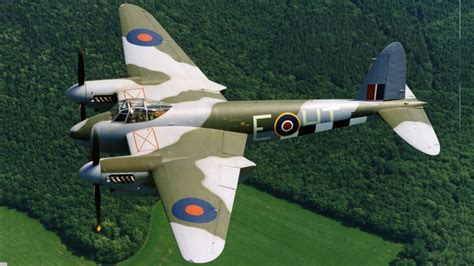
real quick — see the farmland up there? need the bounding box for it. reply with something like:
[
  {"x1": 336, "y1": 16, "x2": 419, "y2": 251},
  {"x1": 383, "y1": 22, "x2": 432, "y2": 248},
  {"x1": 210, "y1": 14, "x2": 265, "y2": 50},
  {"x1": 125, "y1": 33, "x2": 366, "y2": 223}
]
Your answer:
[{"x1": 0, "y1": 186, "x2": 401, "y2": 265}]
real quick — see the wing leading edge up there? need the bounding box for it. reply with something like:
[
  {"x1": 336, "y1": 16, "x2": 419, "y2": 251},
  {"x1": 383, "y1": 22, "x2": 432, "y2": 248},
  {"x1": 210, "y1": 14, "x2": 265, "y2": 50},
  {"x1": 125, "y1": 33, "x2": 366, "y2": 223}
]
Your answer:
[
  {"x1": 125, "y1": 127, "x2": 254, "y2": 263},
  {"x1": 119, "y1": 4, "x2": 226, "y2": 103}
]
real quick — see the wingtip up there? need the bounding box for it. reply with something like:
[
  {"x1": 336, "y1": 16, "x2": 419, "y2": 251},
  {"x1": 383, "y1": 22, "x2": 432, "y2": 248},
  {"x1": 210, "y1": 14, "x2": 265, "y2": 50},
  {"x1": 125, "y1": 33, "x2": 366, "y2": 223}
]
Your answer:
[
  {"x1": 183, "y1": 247, "x2": 224, "y2": 264},
  {"x1": 119, "y1": 3, "x2": 130, "y2": 8},
  {"x1": 393, "y1": 121, "x2": 441, "y2": 156},
  {"x1": 119, "y1": 3, "x2": 142, "y2": 11},
  {"x1": 170, "y1": 223, "x2": 226, "y2": 264},
  {"x1": 424, "y1": 143, "x2": 440, "y2": 156},
  {"x1": 382, "y1": 41, "x2": 405, "y2": 55},
  {"x1": 119, "y1": 3, "x2": 134, "y2": 7}
]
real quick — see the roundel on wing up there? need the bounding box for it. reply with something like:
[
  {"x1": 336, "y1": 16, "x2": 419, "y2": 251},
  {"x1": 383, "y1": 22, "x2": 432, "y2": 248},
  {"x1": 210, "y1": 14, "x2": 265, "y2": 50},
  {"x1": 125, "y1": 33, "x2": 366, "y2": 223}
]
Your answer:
[
  {"x1": 126, "y1": 28, "x2": 163, "y2": 46},
  {"x1": 274, "y1": 112, "x2": 301, "y2": 137},
  {"x1": 172, "y1": 198, "x2": 217, "y2": 223}
]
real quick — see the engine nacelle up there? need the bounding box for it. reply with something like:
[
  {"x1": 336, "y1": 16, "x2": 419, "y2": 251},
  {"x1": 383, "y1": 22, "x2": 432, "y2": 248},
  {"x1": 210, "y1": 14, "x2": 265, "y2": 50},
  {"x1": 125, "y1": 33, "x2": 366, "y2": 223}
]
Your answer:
[
  {"x1": 66, "y1": 78, "x2": 141, "y2": 110},
  {"x1": 79, "y1": 162, "x2": 157, "y2": 196}
]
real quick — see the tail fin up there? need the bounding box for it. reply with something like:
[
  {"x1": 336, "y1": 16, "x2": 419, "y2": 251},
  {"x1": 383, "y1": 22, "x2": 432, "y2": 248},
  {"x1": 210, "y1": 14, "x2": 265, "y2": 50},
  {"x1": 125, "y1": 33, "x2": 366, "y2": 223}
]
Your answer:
[
  {"x1": 358, "y1": 42, "x2": 439, "y2": 155},
  {"x1": 357, "y1": 42, "x2": 407, "y2": 101},
  {"x1": 378, "y1": 86, "x2": 440, "y2": 156}
]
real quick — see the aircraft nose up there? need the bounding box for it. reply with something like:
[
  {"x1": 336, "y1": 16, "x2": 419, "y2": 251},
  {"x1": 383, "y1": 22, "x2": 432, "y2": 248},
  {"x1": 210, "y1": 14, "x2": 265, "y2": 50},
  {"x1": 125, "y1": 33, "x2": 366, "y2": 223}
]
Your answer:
[
  {"x1": 69, "y1": 119, "x2": 91, "y2": 141},
  {"x1": 66, "y1": 84, "x2": 86, "y2": 103},
  {"x1": 68, "y1": 111, "x2": 113, "y2": 142}
]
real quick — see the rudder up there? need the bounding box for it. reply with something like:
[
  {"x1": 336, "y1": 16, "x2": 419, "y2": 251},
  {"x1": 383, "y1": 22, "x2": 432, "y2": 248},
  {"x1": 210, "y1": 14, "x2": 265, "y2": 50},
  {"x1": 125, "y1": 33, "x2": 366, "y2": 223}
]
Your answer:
[{"x1": 357, "y1": 42, "x2": 407, "y2": 101}]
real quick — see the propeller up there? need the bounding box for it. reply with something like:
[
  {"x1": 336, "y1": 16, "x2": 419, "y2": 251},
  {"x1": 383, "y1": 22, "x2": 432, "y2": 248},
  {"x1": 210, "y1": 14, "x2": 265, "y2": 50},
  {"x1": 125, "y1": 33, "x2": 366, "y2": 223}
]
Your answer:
[
  {"x1": 92, "y1": 129, "x2": 100, "y2": 166},
  {"x1": 94, "y1": 184, "x2": 101, "y2": 233},
  {"x1": 80, "y1": 104, "x2": 86, "y2": 121},
  {"x1": 91, "y1": 129, "x2": 102, "y2": 233},
  {"x1": 77, "y1": 48, "x2": 85, "y2": 86},
  {"x1": 77, "y1": 48, "x2": 86, "y2": 121}
]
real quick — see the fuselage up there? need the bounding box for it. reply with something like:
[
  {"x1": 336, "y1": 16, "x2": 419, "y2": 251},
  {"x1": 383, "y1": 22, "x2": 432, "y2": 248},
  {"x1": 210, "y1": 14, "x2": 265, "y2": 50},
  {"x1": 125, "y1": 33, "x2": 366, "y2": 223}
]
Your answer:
[
  {"x1": 70, "y1": 98, "x2": 384, "y2": 154},
  {"x1": 69, "y1": 95, "x2": 427, "y2": 197}
]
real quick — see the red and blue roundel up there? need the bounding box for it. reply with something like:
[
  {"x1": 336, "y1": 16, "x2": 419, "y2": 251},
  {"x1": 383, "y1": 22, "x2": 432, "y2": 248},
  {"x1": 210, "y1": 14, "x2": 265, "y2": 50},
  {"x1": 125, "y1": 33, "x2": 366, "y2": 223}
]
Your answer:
[
  {"x1": 126, "y1": 28, "x2": 163, "y2": 46},
  {"x1": 274, "y1": 112, "x2": 301, "y2": 137},
  {"x1": 172, "y1": 198, "x2": 217, "y2": 223}
]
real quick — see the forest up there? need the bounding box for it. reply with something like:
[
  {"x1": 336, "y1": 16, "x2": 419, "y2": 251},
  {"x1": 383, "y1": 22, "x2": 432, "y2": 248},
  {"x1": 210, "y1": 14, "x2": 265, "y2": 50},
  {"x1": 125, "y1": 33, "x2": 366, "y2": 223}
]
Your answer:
[{"x1": 0, "y1": 0, "x2": 472, "y2": 264}]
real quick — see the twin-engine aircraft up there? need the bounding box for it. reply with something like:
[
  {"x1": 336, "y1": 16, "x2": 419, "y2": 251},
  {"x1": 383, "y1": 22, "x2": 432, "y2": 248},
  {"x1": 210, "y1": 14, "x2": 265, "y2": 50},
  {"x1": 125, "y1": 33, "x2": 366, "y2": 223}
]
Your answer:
[{"x1": 66, "y1": 3, "x2": 440, "y2": 263}]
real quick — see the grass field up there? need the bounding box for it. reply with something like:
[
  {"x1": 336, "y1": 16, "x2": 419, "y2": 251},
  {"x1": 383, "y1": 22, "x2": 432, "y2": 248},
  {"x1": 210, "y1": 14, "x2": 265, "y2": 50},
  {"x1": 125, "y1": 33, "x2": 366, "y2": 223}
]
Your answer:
[
  {"x1": 0, "y1": 185, "x2": 402, "y2": 265},
  {"x1": 120, "y1": 185, "x2": 402, "y2": 265},
  {"x1": 0, "y1": 207, "x2": 93, "y2": 265}
]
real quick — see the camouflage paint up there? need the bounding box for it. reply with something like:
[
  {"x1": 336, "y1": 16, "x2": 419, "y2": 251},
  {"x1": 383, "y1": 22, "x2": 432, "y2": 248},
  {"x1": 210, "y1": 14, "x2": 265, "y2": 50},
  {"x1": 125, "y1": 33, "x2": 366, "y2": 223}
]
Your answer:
[{"x1": 67, "y1": 3, "x2": 440, "y2": 263}]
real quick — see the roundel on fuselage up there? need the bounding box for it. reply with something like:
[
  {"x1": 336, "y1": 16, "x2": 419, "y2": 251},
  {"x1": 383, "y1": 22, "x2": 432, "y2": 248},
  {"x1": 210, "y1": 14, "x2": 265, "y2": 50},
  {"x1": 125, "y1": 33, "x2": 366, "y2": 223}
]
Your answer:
[{"x1": 274, "y1": 112, "x2": 301, "y2": 137}]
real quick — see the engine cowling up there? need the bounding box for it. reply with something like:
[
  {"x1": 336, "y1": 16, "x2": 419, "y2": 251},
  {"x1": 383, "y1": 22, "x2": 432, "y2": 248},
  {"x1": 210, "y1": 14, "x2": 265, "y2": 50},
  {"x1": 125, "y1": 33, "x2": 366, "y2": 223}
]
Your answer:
[
  {"x1": 79, "y1": 161, "x2": 157, "y2": 196},
  {"x1": 66, "y1": 78, "x2": 140, "y2": 110}
]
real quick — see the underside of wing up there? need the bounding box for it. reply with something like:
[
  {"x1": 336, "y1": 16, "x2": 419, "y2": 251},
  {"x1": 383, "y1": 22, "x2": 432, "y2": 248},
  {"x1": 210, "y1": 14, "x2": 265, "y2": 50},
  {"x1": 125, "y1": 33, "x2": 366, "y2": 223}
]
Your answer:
[
  {"x1": 379, "y1": 107, "x2": 440, "y2": 155},
  {"x1": 119, "y1": 4, "x2": 226, "y2": 103},
  {"x1": 125, "y1": 127, "x2": 254, "y2": 263}
]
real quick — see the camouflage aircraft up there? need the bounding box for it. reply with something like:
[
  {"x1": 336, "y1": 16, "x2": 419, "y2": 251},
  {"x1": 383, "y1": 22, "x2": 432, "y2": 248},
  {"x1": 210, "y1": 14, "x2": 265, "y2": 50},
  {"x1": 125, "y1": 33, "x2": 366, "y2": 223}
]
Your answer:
[{"x1": 66, "y1": 3, "x2": 440, "y2": 263}]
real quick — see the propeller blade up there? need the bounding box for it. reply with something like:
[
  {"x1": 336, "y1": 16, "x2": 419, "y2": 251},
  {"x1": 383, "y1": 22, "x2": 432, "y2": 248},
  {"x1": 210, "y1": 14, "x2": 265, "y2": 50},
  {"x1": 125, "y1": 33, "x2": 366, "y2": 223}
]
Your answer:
[
  {"x1": 91, "y1": 129, "x2": 100, "y2": 166},
  {"x1": 77, "y1": 48, "x2": 85, "y2": 86},
  {"x1": 80, "y1": 103, "x2": 86, "y2": 121},
  {"x1": 91, "y1": 129, "x2": 101, "y2": 233},
  {"x1": 94, "y1": 184, "x2": 101, "y2": 233}
]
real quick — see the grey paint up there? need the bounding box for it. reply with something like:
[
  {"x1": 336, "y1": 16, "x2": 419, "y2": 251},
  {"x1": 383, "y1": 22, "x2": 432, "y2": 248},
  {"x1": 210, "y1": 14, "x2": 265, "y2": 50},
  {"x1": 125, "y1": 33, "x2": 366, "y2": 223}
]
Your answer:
[{"x1": 357, "y1": 42, "x2": 406, "y2": 100}]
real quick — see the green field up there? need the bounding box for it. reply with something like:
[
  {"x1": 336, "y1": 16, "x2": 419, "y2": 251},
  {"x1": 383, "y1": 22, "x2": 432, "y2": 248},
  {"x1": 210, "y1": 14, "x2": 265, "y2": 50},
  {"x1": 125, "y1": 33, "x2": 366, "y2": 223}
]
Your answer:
[
  {"x1": 121, "y1": 185, "x2": 402, "y2": 265},
  {"x1": 0, "y1": 185, "x2": 402, "y2": 265},
  {"x1": 0, "y1": 207, "x2": 92, "y2": 265}
]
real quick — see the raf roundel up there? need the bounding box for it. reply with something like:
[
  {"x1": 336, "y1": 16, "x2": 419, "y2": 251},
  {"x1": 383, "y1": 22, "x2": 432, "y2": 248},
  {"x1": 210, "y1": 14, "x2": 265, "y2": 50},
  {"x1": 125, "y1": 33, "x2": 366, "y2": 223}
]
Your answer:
[
  {"x1": 126, "y1": 28, "x2": 163, "y2": 46},
  {"x1": 274, "y1": 112, "x2": 301, "y2": 137},
  {"x1": 172, "y1": 198, "x2": 217, "y2": 223}
]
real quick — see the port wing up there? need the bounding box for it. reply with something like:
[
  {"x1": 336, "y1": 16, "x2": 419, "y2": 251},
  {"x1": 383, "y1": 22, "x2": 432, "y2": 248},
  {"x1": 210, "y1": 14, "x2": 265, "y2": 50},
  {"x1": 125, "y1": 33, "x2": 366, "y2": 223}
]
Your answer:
[{"x1": 119, "y1": 4, "x2": 226, "y2": 103}]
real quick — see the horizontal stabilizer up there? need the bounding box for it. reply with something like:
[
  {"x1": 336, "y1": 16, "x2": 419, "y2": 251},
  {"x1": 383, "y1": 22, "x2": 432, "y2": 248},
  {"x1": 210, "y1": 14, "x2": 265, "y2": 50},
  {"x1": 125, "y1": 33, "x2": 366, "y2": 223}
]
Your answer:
[{"x1": 379, "y1": 107, "x2": 440, "y2": 155}]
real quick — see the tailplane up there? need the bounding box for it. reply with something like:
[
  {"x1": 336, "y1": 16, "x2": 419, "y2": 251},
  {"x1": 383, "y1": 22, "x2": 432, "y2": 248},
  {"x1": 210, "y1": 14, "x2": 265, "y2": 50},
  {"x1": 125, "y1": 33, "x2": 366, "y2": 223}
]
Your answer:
[
  {"x1": 358, "y1": 42, "x2": 440, "y2": 155},
  {"x1": 378, "y1": 86, "x2": 440, "y2": 156}
]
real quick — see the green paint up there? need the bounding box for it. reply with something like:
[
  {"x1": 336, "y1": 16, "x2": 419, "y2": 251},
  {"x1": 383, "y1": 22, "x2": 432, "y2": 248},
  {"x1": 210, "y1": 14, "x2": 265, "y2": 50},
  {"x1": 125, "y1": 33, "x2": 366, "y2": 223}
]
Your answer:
[
  {"x1": 127, "y1": 64, "x2": 171, "y2": 85},
  {"x1": 204, "y1": 100, "x2": 306, "y2": 134},
  {"x1": 69, "y1": 111, "x2": 112, "y2": 141},
  {"x1": 152, "y1": 128, "x2": 248, "y2": 238},
  {"x1": 119, "y1": 4, "x2": 197, "y2": 66},
  {"x1": 160, "y1": 90, "x2": 226, "y2": 103}
]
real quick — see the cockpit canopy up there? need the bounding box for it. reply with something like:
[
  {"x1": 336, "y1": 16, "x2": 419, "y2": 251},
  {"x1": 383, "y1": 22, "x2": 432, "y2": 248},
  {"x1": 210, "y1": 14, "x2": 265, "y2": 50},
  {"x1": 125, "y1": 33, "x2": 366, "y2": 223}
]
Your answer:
[{"x1": 112, "y1": 99, "x2": 172, "y2": 123}]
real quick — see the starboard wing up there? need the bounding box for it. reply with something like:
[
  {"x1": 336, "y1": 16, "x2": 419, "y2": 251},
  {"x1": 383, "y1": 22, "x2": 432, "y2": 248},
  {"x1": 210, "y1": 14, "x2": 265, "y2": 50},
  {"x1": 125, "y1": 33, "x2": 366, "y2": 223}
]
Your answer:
[
  {"x1": 125, "y1": 127, "x2": 254, "y2": 263},
  {"x1": 118, "y1": 4, "x2": 226, "y2": 103}
]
